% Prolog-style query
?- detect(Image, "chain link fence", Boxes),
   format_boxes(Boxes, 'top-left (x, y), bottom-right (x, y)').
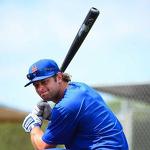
top-left (94, 83), bottom-right (150, 150)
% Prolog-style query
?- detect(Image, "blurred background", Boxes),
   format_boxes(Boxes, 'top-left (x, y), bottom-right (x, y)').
top-left (0, 0), bottom-right (150, 149)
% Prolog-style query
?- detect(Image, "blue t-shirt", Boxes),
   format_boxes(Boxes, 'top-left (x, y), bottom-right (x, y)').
top-left (42, 82), bottom-right (128, 150)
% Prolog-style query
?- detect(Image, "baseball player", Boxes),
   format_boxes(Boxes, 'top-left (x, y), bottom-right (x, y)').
top-left (22, 59), bottom-right (129, 150)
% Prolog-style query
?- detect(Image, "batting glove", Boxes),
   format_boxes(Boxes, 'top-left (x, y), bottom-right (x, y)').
top-left (32, 101), bottom-right (52, 120)
top-left (22, 113), bottom-right (42, 133)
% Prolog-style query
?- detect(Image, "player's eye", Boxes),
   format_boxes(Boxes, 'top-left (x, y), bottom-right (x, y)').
top-left (41, 78), bottom-right (49, 85)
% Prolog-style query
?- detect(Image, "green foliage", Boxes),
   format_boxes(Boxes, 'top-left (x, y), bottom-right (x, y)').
top-left (0, 122), bottom-right (33, 150)
top-left (107, 99), bottom-right (122, 114)
top-left (0, 121), bottom-right (65, 150)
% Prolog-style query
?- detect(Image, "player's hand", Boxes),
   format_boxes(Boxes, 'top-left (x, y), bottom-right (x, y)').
top-left (32, 101), bottom-right (52, 120)
top-left (22, 113), bottom-right (42, 133)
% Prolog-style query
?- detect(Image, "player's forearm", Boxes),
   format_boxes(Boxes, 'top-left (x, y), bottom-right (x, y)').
top-left (30, 127), bottom-right (45, 150)
top-left (30, 127), bottom-right (56, 150)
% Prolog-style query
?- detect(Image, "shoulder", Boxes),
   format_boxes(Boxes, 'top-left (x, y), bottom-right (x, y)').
top-left (53, 82), bottom-right (87, 113)
top-left (66, 82), bottom-right (94, 95)
top-left (63, 82), bottom-right (93, 104)
top-left (53, 82), bottom-right (102, 114)
top-left (67, 82), bottom-right (101, 99)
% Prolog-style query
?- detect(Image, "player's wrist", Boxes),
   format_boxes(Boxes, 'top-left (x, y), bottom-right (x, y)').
top-left (29, 114), bottom-right (43, 131)
top-left (30, 124), bottom-right (41, 134)
top-left (22, 113), bottom-right (43, 133)
top-left (30, 122), bottom-right (42, 128)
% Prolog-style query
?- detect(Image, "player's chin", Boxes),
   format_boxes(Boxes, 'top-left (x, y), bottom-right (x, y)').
top-left (43, 99), bottom-right (51, 102)
top-left (42, 99), bottom-right (48, 102)
top-left (40, 95), bottom-right (49, 101)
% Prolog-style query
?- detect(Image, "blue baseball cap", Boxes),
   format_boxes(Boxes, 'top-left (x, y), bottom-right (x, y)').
top-left (24, 59), bottom-right (60, 87)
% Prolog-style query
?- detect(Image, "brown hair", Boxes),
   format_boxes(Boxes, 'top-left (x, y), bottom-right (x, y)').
top-left (62, 73), bottom-right (71, 82)
top-left (53, 73), bottom-right (71, 82)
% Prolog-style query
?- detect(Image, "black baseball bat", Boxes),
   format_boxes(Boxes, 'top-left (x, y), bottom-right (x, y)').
top-left (60, 7), bottom-right (99, 72)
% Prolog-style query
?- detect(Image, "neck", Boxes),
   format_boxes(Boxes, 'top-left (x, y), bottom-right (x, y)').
top-left (53, 81), bottom-right (69, 104)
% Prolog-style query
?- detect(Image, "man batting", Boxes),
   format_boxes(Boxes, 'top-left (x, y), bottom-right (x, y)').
top-left (22, 59), bottom-right (129, 150)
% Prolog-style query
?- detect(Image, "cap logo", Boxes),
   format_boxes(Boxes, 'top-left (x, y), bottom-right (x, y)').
top-left (31, 66), bottom-right (38, 73)
top-left (45, 67), bottom-right (54, 71)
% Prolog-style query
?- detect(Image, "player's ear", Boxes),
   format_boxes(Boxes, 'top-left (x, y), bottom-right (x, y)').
top-left (56, 72), bottom-right (63, 83)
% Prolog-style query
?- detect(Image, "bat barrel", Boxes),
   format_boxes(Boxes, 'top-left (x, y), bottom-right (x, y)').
top-left (84, 7), bottom-right (99, 25)
top-left (90, 7), bottom-right (100, 16)
top-left (60, 7), bottom-right (99, 72)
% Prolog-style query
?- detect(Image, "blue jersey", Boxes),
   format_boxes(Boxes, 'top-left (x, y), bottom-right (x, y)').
top-left (42, 82), bottom-right (128, 150)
